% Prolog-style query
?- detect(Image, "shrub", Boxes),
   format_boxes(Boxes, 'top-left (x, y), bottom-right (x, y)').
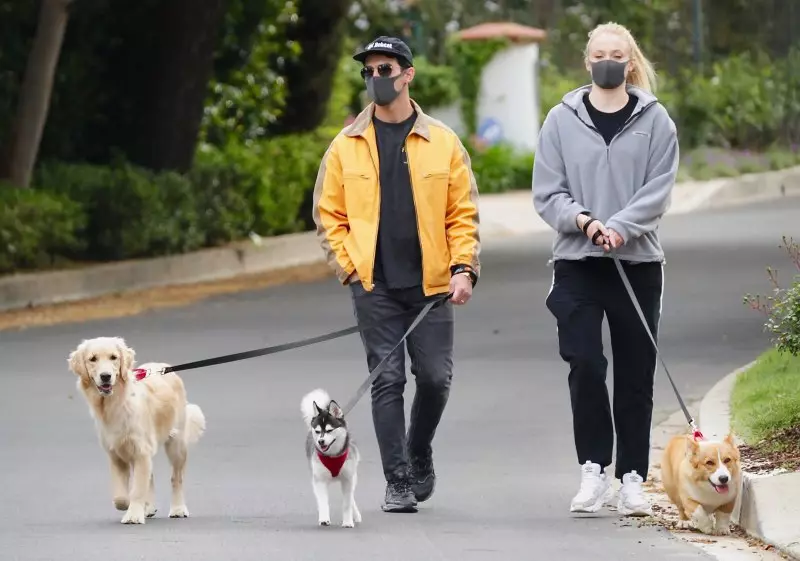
top-left (200, 0), bottom-right (301, 145)
top-left (194, 131), bottom-right (331, 237)
top-left (34, 161), bottom-right (204, 261)
top-left (744, 236), bottom-right (800, 356)
top-left (0, 186), bottom-right (86, 273)
top-left (538, 64), bottom-right (585, 122)
top-left (661, 49), bottom-right (800, 150)
top-left (466, 140), bottom-right (534, 194)
top-left (409, 56), bottom-right (459, 110)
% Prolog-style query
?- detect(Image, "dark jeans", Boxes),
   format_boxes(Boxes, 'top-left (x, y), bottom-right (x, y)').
top-left (545, 257), bottom-right (663, 481)
top-left (349, 281), bottom-right (454, 481)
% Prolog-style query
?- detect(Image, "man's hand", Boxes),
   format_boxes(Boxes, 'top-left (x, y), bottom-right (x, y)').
top-left (449, 273), bottom-right (472, 305)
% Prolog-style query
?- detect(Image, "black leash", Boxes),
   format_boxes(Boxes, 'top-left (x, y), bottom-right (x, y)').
top-left (610, 250), bottom-right (703, 439)
top-left (134, 292), bottom-right (452, 413)
top-left (341, 295), bottom-right (441, 415)
top-left (159, 293), bottom-right (451, 375)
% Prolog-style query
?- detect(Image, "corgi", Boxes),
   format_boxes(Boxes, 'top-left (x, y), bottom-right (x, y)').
top-left (661, 432), bottom-right (741, 535)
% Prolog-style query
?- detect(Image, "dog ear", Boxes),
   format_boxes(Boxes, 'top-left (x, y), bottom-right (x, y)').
top-left (724, 432), bottom-right (741, 458)
top-left (313, 401), bottom-right (322, 416)
top-left (115, 338), bottom-right (136, 381)
top-left (686, 436), bottom-right (700, 457)
top-left (68, 342), bottom-right (88, 378)
top-left (328, 400), bottom-right (343, 419)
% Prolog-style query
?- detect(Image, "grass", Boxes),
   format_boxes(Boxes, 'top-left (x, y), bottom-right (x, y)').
top-left (680, 145), bottom-right (800, 181)
top-left (730, 347), bottom-right (800, 444)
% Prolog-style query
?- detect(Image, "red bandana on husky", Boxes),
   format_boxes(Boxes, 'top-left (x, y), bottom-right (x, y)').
top-left (317, 449), bottom-right (348, 477)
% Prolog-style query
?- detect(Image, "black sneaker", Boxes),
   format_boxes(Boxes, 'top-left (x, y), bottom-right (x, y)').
top-left (381, 477), bottom-right (418, 513)
top-left (409, 454), bottom-right (436, 502)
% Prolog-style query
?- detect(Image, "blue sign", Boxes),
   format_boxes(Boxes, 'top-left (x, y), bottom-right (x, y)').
top-left (476, 117), bottom-right (504, 145)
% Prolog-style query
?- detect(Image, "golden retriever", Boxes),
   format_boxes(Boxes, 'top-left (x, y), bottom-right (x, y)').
top-left (68, 336), bottom-right (206, 524)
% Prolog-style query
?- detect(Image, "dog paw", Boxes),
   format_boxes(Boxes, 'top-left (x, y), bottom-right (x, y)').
top-left (168, 505), bottom-right (189, 518)
top-left (121, 505), bottom-right (146, 525)
top-left (113, 497), bottom-right (130, 511)
top-left (318, 519), bottom-right (331, 527)
top-left (342, 520), bottom-right (355, 528)
top-left (145, 503), bottom-right (157, 518)
top-left (676, 520), bottom-right (692, 530)
top-left (712, 525), bottom-right (731, 536)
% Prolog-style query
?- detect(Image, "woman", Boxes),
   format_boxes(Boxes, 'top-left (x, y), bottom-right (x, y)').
top-left (532, 22), bottom-right (679, 517)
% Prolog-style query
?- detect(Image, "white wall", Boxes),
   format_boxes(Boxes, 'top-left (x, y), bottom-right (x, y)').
top-left (427, 100), bottom-right (467, 138)
top-left (475, 43), bottom-right (540, 153)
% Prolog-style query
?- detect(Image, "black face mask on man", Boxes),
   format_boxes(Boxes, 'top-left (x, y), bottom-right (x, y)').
top-left (590, 59), bottom-right (628, 89)
top-left (365, 72), bottom-right (405, 106)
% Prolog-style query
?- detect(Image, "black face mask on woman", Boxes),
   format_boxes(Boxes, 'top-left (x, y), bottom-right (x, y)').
top-left (590, 59), bottom-right (628, 89)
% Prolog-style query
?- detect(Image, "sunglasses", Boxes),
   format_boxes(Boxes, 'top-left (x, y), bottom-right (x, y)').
top-left (360, 63), bottom-right (399, 79)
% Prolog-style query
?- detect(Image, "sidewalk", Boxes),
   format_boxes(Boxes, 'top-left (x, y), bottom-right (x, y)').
top-left (1, 165), bottom-right (800, 313)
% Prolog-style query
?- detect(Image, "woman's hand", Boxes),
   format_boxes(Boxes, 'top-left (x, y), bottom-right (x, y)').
top-left (577, 214), bottom-right (611, 252)
top-left (607, 229), bottom-right (625, 249)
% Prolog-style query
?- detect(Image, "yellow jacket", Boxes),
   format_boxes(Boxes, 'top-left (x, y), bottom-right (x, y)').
top-left (312, 100), bottom-right (481, 296)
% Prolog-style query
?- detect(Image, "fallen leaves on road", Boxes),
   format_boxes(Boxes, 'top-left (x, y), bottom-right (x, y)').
top-left (0, 262), bottom-right (333, 332)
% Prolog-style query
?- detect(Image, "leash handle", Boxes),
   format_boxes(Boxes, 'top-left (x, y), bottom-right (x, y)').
top-left (610, 250), bottom-right (698, 433)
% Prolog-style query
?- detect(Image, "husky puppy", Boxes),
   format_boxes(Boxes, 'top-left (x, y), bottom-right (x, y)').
top-left (300, 388), bottom-right (361, 528)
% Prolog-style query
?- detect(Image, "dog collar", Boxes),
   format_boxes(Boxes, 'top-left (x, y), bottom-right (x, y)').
top-left (317, 448), bottom-right (348, 477)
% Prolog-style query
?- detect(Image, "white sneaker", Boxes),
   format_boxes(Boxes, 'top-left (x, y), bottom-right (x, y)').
top-left (617, 471), bottom-right (653, 516)
top-left (570, 461), bottom-right (612, 513)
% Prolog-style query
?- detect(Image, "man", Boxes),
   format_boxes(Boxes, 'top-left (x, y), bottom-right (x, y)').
top-left (312, 36), bottom-right (481, 513)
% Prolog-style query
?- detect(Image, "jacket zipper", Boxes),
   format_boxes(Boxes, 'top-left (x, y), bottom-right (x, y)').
top-left (366, 138), bottom-right (380, 290)
top-left (404, 136), bottom-right (426, 291)
top-left (562, 99), bottom-right (657, 161)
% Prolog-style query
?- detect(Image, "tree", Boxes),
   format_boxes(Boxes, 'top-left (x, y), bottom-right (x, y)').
top-left (269, 0), bottom-right (352, 134)
top-left (121, 0), bottom-right (227, 172)
top-left (1, 0), bottom-right (73, 188)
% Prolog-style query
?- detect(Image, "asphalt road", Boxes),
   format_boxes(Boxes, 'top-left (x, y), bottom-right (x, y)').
top-left (2, 198), bottom-right (797, 561)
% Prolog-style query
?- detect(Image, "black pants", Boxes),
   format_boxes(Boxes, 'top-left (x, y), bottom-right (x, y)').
top-left (349, 281), bottom-right (454, 481)
top-left (545, 257), bottom-right (663, 481)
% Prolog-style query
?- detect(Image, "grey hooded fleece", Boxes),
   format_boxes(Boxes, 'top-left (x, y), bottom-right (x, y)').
top-left (532, 84), bottom-right (679, 263)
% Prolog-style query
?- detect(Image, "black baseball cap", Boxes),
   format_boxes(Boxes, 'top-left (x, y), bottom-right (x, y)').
top-left (353, 36), bottom-right (414, 67)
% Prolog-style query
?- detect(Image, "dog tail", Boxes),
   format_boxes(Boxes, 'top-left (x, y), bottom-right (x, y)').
top-left (184, 403), bottom-right (206, 444)
top-left (301, 388), bottom-right (331, 426)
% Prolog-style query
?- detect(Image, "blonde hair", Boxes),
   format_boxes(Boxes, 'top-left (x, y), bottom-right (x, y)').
top-left (584, 22), bottom-right (657, 93)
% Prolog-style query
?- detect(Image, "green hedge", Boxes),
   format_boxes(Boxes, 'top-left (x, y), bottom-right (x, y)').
top-left (0, 186), bottom-right (86, 273)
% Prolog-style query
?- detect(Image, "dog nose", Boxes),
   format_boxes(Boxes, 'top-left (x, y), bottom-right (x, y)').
top-left (318, 439), bottom-right (325, 445)
top-left (100, 373), bottom-right (111, 383)
top-left (718, 475), bottom-right (729, 484)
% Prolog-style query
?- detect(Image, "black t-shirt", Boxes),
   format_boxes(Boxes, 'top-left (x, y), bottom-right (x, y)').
top-left (372, 112), bottom-right (423, 289)
top-left (583, 92), bottom-right (638, 145)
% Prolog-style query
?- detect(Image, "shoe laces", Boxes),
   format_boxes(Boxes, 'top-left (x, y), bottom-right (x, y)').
top-left (389, 478), bottom-right (411, 494)
top-left (621, 471), bottom-right (645, 503)
top-left (577, 463), bottom-right (604, 495)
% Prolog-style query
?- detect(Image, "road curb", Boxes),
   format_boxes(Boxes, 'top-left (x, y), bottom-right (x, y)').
top-left (699, 362), bottom-right (800, 560)
top-left (2, 166), bottom-right (800, 313)
top-left (0, 231), bottom-right (326, 313)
